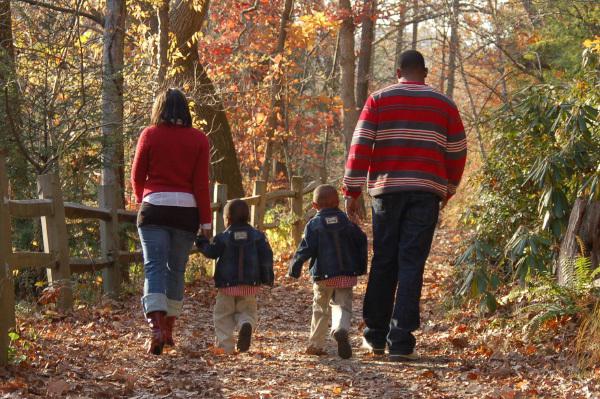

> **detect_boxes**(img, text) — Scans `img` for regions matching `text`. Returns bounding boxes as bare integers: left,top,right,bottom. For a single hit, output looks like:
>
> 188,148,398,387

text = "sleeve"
196,235,225,259
445,105,467,199
258,234,275,286
192,131,213,226
130,128,150,204
288,224,317,278
342,95,379,199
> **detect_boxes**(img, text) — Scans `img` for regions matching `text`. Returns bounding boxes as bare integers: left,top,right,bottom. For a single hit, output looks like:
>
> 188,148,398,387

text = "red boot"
164,316,176,347
146,311,166,355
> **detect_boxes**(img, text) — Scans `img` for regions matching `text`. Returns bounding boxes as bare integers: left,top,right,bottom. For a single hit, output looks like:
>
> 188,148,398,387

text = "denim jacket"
196,223,274,288
288,208,368,280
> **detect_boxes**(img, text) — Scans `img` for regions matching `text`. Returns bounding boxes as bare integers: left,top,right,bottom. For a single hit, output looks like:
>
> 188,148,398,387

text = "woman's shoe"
164,316,176,347
146,311,166,355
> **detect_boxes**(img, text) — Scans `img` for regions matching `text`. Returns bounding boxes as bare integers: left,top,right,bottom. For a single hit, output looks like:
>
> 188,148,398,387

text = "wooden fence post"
0,152,14,366
251,180,267,230
214,183,227,235
98,185,121,298
291,176,304,247
38,174,73,312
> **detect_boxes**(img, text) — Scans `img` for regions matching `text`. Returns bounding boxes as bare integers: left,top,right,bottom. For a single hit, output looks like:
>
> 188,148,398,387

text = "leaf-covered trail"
2,226,598,398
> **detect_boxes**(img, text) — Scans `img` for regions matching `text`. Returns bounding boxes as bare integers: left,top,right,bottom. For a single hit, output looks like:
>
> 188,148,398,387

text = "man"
343,50,466,361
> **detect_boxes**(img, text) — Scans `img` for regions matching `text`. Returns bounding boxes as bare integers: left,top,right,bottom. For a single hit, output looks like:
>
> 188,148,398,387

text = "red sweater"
130,124,212,225
343,82,466,200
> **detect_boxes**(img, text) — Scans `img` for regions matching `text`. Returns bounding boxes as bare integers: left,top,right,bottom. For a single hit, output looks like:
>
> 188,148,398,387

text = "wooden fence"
0,152,314,365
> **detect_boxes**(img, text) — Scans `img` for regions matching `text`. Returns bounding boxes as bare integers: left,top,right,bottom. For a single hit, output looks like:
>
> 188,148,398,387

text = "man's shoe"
333,329,352,359
237,323,252,352
389,351,419,362
361,337,385,355
305,346,327,356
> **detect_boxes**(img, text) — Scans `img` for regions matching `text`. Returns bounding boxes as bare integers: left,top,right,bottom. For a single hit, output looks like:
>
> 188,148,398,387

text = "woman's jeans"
363,191,440,355
138,225,196,317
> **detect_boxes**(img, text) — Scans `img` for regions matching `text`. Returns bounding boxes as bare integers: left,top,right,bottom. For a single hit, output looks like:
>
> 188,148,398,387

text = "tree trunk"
260,0,294,184
0,0,16,155
438,26,447,92
170,0,244,198
394,2,406,73
101,0,126,201
339,0,358,151
156,0,169,86
355,0,377,109
558,199,600,286
445,0,459,99
411,0,418,49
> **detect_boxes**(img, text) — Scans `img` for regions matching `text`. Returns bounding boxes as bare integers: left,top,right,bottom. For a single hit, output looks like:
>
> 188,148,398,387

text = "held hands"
200,228,213,240
344,196,361,224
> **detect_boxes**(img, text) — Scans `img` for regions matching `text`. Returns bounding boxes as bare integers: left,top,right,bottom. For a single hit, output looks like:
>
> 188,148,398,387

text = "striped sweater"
343,82,467,200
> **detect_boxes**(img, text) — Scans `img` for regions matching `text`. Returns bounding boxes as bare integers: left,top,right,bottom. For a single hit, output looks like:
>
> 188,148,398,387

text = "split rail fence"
0,152,314,365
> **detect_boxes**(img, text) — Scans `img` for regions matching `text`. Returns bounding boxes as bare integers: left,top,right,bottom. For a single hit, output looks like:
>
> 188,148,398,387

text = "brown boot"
164,316,176,347
146,311,166,355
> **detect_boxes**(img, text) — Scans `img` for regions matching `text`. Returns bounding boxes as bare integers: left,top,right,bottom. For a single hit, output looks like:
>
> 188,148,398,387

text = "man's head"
396,50,428,83
224,199,250,226
312,184,339,210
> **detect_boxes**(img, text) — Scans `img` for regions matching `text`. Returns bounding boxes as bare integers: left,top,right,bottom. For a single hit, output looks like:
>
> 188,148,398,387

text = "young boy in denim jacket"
288,185,368,359
196,199,274,353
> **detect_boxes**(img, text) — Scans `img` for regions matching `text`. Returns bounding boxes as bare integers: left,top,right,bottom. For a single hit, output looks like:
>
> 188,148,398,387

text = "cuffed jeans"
309,282,353,349
138,225,196,317
213,293,257,353
363,191,439,354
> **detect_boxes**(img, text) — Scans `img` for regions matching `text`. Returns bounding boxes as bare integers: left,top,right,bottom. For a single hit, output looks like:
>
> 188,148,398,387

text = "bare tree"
356,0,377,109
445,0,459,98
156,0,169,86
394,2,407,73
339,0,358,151
260,0,294,183
411,0,418,49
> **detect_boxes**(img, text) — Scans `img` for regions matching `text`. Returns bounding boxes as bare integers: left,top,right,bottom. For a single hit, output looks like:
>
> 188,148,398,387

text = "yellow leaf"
332,386,343,395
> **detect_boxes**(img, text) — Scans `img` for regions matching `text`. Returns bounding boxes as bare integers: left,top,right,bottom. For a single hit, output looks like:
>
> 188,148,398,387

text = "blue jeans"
363,191,440,354
138,225,196,317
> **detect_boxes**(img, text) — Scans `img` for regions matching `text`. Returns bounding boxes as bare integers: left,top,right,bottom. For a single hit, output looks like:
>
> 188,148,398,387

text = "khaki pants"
213,292,257,353
309,282,353,349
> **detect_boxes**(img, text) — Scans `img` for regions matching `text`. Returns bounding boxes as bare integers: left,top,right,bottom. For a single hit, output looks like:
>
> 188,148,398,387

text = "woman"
131,88,212,355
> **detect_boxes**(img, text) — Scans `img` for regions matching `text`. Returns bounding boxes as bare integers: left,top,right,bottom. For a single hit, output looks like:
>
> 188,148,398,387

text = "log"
0,152,14,366
8,199,54,218
64,202,111,221
117,209,137,224
250,181,267,230
69,258,113,273
266,189,295,201
558,198,600,286
9,252,57,270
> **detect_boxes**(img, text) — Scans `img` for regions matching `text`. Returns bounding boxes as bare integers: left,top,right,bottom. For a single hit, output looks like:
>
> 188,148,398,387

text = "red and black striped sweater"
343,81,467,200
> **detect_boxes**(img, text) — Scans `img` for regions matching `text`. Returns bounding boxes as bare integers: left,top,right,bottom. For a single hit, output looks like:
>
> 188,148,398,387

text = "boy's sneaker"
389,351,419,362
305,346,327,356
333,329,352,359
237,323,252,352
361,337,385,355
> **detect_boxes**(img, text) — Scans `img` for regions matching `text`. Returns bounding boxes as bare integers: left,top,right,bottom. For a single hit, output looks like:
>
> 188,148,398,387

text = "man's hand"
345,196,361,223
440,199,449,211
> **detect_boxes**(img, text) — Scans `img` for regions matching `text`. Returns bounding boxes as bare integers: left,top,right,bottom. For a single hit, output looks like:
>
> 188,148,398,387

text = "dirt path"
1,227,598,398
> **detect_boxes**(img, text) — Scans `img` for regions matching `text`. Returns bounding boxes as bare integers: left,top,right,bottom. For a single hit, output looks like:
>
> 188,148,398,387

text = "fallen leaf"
47,379,70,396
449,336,469,349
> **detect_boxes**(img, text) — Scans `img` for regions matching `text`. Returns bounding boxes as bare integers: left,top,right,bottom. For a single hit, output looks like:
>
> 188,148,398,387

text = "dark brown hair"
225,199,250,225
313,184,339,209
150,88,193,127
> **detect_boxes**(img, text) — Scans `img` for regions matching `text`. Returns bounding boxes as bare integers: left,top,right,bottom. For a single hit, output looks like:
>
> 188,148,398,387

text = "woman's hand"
200,228,213,240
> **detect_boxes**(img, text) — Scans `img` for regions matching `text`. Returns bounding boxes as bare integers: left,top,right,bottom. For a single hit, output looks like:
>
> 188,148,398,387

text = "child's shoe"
305,346,327,356
333,329,352,359
237,323,252,352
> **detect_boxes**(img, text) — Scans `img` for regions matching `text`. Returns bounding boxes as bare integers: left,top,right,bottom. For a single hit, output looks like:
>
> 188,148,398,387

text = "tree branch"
14,0,103,26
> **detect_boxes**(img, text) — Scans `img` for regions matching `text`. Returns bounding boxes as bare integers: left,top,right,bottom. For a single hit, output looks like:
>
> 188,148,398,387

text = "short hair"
313,184,339,208
398,50,426,72
224,199,250,224
150,88,193,128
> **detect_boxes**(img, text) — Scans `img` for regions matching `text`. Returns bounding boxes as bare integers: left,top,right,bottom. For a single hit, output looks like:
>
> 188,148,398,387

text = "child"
288,184,368,359
196,199,274,353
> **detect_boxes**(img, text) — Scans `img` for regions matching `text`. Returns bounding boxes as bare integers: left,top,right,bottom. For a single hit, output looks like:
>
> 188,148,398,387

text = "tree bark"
0,0,17,155
411,0,418,49
170,0,244,198
394,2,406,73
156,0,169,86
339,0,358,151
355,0,377,109
260,0,294,183
558,199,600,286
445,0,459,98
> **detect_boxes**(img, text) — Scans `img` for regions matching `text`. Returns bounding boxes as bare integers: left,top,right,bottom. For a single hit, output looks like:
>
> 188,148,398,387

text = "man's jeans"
138,225,196,317
363,191,440,354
